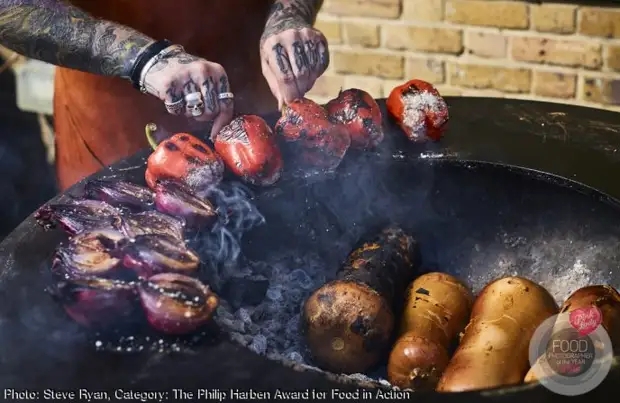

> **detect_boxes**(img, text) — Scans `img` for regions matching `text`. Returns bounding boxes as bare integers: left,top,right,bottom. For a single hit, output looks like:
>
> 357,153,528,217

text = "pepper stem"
145,123,159,150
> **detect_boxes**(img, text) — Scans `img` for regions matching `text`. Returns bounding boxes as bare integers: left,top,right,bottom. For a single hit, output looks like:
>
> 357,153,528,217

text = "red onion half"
120,234,200,278
52,229,126,279
138,273,219,335
50,277,138,328
154,181,219,229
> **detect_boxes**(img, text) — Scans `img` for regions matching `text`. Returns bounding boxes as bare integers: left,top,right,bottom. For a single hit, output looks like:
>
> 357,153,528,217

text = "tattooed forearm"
0,0,153,76
262,0,324,41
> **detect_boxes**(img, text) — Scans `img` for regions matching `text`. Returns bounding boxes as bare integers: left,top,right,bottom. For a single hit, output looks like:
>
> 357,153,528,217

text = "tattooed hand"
141,50,234,138
260,0,328,109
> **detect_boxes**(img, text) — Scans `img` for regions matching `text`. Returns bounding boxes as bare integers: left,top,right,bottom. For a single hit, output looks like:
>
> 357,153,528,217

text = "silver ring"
164,99,184,115
218,92,234,101
184,92,204,117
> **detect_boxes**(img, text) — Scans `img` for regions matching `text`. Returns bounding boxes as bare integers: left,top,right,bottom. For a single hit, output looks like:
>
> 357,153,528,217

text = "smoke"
189,182,266,290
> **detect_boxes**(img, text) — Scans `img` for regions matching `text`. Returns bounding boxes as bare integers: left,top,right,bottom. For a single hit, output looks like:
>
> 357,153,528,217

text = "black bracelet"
129,39,172,90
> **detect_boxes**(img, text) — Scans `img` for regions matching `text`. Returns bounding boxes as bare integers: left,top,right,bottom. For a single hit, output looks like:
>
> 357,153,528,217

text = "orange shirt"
55,0,275,190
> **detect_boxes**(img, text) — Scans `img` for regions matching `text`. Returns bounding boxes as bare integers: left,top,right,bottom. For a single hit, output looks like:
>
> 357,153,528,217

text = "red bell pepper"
275,98,351,170
144,123,224,191
213,115,283,186
326,88,384,150
386,79,449,142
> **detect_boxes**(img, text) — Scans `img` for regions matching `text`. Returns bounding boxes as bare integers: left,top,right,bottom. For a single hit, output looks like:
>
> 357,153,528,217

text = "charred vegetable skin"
145,124,224,192
326,88,384,150
154,181,219,229
35,199,122,235
36,175,221,334
386,79,449,142
84,180,155,210
276,98,351,170
214,115,283,186
302,226,421,374
525,285,620,383
437,276,558,392
388,272,473,390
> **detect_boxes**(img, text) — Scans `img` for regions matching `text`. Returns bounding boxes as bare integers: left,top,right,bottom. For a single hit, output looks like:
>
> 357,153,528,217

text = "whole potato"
302,226,421,374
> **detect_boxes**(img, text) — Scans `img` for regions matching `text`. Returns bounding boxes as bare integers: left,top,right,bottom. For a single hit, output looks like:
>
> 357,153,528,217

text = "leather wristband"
129,39,173,90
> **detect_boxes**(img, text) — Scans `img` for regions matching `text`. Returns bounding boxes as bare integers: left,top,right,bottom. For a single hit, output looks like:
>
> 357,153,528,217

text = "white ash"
460,233,616,305
213,252,328,359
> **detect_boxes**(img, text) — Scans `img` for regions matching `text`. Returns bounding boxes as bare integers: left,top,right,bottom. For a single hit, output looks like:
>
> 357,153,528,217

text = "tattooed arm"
263,0,324,35
0,0,154,76
0,0,234,134
260,0,328,107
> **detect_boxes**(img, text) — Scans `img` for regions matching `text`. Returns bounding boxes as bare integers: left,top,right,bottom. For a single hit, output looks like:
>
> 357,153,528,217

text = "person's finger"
262,58,283,110
288,31,312,95
302,39,321,87
161,79,185,116
181,77,206,119
267,39,302,105
210,67,234,139
195,67,220,123
317,38,330,74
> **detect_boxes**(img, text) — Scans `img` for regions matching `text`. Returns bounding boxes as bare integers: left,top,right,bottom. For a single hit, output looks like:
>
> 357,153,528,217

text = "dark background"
0,55,57,242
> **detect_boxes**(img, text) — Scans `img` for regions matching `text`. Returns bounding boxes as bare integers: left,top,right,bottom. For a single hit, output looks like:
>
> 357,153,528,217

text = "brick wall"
307,0,620,112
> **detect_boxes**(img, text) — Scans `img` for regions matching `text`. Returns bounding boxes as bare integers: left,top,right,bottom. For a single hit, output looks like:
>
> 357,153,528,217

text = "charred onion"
138,273,219,335
120,234,200,278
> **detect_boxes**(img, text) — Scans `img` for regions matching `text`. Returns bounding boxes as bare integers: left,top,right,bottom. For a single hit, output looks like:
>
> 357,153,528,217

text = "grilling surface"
33,153,620,387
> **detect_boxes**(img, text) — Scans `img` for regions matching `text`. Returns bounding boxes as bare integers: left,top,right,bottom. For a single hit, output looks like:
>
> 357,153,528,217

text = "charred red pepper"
326,88,384,150
144,123,224,191
214,115,283,186
386,80,449,142
275,98,351,170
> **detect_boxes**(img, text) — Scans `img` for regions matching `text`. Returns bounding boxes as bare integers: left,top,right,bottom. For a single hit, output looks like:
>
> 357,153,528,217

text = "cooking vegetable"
436,276,558,392
84,179,155,211
120,210,186,241
119,234,200,279
144,123,224,192
49,276,138,328
154,180,219,229
387,272,473,390
138,273,219,335
524,285,620,383
326,88,384,150
275,98,351,170
35,199,121,235
52,228,126,279
386,79,449,142
302,225,421,374
214,115,283,186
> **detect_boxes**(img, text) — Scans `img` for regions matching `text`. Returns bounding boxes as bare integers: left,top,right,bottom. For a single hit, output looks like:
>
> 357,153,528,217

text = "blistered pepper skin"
386,80,449,142
145,132,224,191
326,88,384,150
275,98,351,170
214,115,283,186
